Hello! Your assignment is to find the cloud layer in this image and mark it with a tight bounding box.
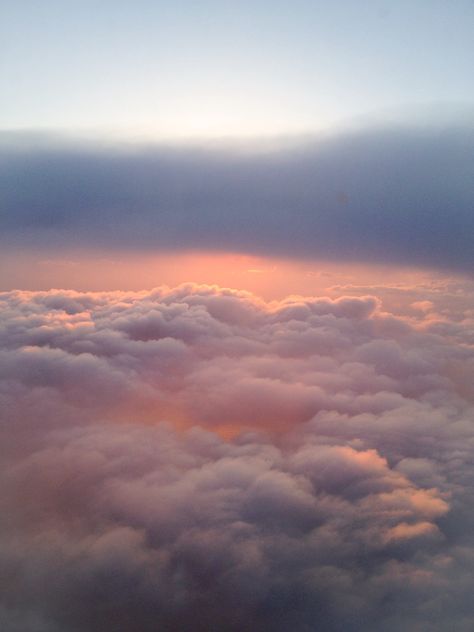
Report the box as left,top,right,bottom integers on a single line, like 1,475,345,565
2,280,474,631
1,124,474,271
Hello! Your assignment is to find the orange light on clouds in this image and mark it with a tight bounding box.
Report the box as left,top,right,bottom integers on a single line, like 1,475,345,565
0,248,449,301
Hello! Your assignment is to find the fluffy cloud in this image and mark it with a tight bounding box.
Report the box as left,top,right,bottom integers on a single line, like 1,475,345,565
1,124,474,272
1,282,474,631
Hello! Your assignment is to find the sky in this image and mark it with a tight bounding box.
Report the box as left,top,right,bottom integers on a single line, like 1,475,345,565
1,0,474,288
2,0,474,137
1,2,474,631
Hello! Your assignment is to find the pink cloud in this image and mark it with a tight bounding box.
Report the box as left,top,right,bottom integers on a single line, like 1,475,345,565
1,282,474,631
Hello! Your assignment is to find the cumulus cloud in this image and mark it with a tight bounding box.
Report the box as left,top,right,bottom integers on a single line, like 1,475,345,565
1,123,474,271
1,282,474,631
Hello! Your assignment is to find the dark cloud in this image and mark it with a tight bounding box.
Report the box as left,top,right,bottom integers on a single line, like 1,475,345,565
1,124,473,271
1,282,474,630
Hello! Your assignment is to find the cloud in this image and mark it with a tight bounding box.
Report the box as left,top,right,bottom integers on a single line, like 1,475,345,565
1,123,474,272
1,282,474,630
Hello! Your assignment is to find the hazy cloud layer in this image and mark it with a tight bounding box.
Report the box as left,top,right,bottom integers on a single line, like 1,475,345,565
1,124,474,271
2,281,474,631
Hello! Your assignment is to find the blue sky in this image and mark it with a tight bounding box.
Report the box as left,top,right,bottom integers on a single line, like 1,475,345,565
2,0,473,137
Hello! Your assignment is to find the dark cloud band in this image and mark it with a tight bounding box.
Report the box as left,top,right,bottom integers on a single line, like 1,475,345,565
1,124,473,271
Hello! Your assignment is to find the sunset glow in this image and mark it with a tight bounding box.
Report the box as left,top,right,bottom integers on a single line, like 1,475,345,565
2,2,474,631
0,249,450,299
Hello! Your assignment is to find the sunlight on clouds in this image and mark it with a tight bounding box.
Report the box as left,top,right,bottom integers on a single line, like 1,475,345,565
2,279,474,630
0,249,453,302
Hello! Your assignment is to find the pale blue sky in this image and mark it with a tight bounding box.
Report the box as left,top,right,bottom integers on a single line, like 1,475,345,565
1,0,473,137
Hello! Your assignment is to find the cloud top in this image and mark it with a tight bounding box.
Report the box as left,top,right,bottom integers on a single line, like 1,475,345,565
2,281,474,630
